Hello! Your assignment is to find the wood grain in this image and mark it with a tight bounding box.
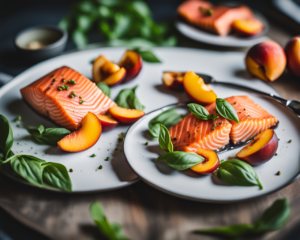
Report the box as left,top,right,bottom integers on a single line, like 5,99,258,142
1,23,299,240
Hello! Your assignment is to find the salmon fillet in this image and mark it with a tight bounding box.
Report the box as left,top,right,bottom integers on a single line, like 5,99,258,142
169,103,232,152
225,96,278,144
20,66,116,130
178,0,254,36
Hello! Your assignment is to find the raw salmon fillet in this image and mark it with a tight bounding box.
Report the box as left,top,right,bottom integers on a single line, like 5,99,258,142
20,66,116,130
178,0,254,36
169,104,232,152
225,96,278,144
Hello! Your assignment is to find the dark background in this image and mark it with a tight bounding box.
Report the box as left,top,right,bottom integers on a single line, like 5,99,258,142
0,0,299,239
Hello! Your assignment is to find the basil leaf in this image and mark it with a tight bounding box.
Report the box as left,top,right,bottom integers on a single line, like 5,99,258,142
58,17,70,31
72,29,88,47
218,159,263,189
157,151,204,170
27,126,71,146
253,198,290,233
148,108,182,138
90,202,130,240
115,86,144,110
196,224,254,237
97,82,111,97
77,14,92,32
0,115,14,159
113,13,131,38
188,103,210,120
216,98,239,123
158,125,173,153
42,162,72,192
127,86,145,111
136,50,161,63
130,1,151,19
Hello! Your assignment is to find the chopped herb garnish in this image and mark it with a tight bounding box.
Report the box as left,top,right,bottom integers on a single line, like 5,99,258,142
79,100,84,104
79,96,82,99
275,153,278,156
47,87,51,90
62,79,66,82
288,140,292,143
14,116,22,122
90,154,96,158
234,102,237,104
173,137,177,141
207,9,213,16
58,85,69,91
212,123,217,130
105,157,110,161
52,78,56,82
276,171,281,175
118,138,124,143
145,142,149,146
278,139,280,141
50,74,54,77
69,168,73,172
69,91,77,98
243,108,246,111
68,79,76,84
98,165,102,170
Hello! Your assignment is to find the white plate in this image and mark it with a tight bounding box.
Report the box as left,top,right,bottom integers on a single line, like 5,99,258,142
0,47,280,193
175,14,269,47
124,86,300,202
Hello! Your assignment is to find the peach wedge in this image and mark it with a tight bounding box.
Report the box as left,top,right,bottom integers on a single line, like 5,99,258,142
190,148,219,174
232,18,264,37
109,106,145,124
162,72,185,91
97,114,118,131
92,55,109,83
118,50,142,83
58,112,102,152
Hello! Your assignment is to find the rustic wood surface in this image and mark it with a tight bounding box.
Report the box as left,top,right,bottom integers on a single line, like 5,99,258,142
1,21,300,240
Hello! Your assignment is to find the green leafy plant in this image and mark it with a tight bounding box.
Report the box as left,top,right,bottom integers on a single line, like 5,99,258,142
27,125,71,146
148,108,182,138
196,198,290,238
90,202,130,240
0,115,72,192
217,159,263,189
216,98,239,123
187,103,219,121
97,82,111,97
158,124,173,153
114,85,144,110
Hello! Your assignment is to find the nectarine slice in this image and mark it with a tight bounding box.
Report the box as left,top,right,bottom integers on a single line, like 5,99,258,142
118,50,142,83
58,112,102,152
162,72,185,91
232,18,264,36
109,106,145,124
190,148,219,174
237,129,278,165
183,71,217,105
102,67,126,86
97,114,118,131
92,55,109,83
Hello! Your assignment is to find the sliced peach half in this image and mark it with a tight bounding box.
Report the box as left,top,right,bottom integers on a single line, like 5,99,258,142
183,71,217,105
118,50,142,83
92,55,109,83
162,72,185,91
109,106,145,124
190,149,219,174
102,67,126,86
232,18,264,36
237,129,278,165
97,114,118,131
58,112,102,152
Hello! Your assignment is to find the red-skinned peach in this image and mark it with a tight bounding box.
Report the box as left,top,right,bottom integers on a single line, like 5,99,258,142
190,148,219,174
285,36,300,77
162,72,185,91
97,114,118,131
118,50,142,83
108,106,145,124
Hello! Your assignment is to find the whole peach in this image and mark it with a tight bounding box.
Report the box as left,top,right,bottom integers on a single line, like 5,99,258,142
285,36,300,77
245,41,286,82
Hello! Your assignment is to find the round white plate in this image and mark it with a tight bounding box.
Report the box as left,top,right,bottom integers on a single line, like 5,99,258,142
176,14,269,47
0,47,280,193
124,85,300,202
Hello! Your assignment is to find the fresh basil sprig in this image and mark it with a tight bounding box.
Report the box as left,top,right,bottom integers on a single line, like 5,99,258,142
148,108,182,138
0,115,72,192
97,82,111,97
27,125,71,146
158,124,173,153
115,85,145,111
196,198,290,237
90,202,130,240
216,98,239,123
187,103,219,121
217,159,263,189
132,47,161,63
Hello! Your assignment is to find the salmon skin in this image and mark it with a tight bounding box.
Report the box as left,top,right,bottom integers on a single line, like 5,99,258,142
178,0,254,36
169,103,232,152
20,66,116,130
225,95,278,144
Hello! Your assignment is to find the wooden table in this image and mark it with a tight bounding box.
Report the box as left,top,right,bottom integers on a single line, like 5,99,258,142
1,21,300,240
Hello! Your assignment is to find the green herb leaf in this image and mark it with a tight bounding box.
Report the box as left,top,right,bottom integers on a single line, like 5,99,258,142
0,115,14,159
127,86,145,111
115,86,144,110
135,49,161,63
58,17,71,31
113,13,131,38
97,82,111,97
196,224,254,237
72,29,88,47
253,198,290,233
77,14,92,32
217,159,263,189
158,125,173,153
130,1,151,19
157,151,204,170
42,162,72,192
148,108,182,138
188,103,210,120
90,202,130,240
37,125,45,134
216,98,239,123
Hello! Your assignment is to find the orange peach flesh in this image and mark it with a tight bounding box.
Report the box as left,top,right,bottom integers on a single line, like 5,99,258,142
92,55,109,83
118,50,142,82
163,72,184,86
183,71,217,105
97,114,118,123
101,61,120,78
190,148,219,173
109,106,145,124
58,112,102,152
102,68,126,86
237,129,273,158
232,19,264,36
285,37,300,77
97,114,118,131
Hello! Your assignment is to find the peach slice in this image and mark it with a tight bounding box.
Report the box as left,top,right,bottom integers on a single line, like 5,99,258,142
245,41,286,82
237,129,278,165
97,114,118,131
109,106,145,124
162,72,185,91
58,112,102,152
190,148,219,174
232,18,264,36
102,67,126,86
183,71,217,105
285,36,300,77
118,50,142,83
92,55,109,83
